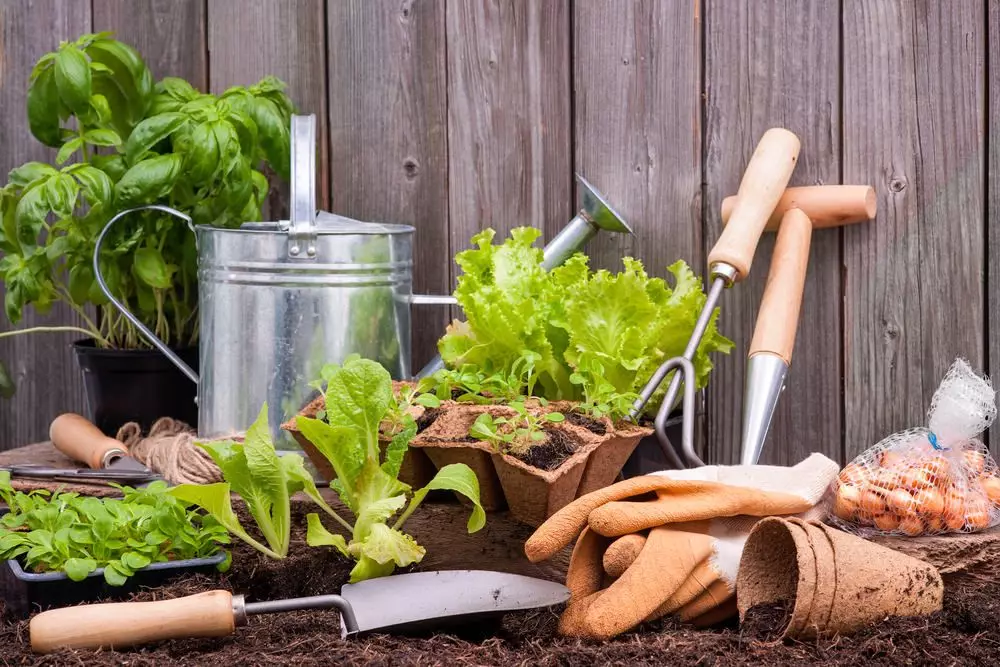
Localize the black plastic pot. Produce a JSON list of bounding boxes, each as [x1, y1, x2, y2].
[[0, 551, 226, 618], [73, 339, 199, 436]]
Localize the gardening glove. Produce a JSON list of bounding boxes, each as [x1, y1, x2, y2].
[[526, 453, 839, 639]]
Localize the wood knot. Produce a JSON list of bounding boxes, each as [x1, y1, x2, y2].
[[889, 178, 907, 193], [403, 158, 420, 179]]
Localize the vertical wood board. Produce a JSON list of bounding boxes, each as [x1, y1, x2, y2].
[[704, 0, 842, 465], [446, 0, 573, 256], [326, 0, 449, 371], [842, 0, 985, 459], [0, 1, 92, 450], [93, 0, 207, 87], [208, 0, 329, 214]]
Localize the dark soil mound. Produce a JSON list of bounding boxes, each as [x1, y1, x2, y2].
[[4, 498, 1000, 666], [511, 429, 576, 471], [565, 412, 607, 435]]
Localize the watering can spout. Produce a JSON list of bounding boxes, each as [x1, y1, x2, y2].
[[416, 174, 631, 379]]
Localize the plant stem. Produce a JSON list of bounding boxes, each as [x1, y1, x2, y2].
[[320, 504, 356, 534], [0, 325, 108, 346]]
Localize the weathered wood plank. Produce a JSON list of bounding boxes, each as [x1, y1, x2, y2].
[[446, 0, 573, 257], [988, 0, 1000, 458], [573, 0, 706, 461], [704, 0, 842, 466], [326, 0, 449, 372], [842, 0, 985, 460], [207, 0, 329, 216], [573, 0, 702, 274], [92, 0, 206, 86], [0, 1, 92, 451]]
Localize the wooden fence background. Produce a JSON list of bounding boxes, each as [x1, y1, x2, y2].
[[0, 0, 993, 466]]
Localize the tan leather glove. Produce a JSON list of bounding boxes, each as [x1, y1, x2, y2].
[[526, 454, 840, 639]]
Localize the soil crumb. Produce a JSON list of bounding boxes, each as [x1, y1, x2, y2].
[[414, 407, 441, 433], [742, 602, 789, 641], [565, 412, 607, 435], [511, 429, 576, 471]]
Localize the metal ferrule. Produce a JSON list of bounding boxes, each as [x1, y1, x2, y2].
[[740, 352, 789, 465], [709, 262, 739, 287], [232, 594, 248, 626]]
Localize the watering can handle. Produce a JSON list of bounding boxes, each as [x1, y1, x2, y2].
[[93, 205, 199, 384], [287, 114, 318, 259]]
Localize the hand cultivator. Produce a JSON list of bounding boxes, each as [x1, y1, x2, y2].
[[630, 130, 876, 468]]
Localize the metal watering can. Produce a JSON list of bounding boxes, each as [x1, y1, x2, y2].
[[95, 114, 632, 442]]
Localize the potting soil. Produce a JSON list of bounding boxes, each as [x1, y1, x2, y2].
[[510, 429, 577, 471], [3, 499, 999, 666]]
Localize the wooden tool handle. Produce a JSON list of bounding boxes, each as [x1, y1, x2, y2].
[[720, 185, 876, 231], [708, 128, 801, 281], [30, 590, 236, 654], [49, 413, 128, 469], [748, 208, 813, 363]]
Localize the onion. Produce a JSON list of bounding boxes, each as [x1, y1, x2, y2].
[[873, 513, 900, 531], [898, 515, 925, 536], [834, 484, 859, 520], [963, 450, 987, 476], [886, 488, 914, 515], [913, 488, 945, 517], [859, 485, 887, 515], [980, 476, 1000, 505]]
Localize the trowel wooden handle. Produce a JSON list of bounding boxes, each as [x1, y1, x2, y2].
[[708, 128, 800, 282], [30, 590, 236, 654], [748, 208, 813, 364], [721, 185, 876, 231], [50, 413, 127, 469]]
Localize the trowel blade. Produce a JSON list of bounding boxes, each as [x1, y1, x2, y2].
[[339, 570, 569, 637]]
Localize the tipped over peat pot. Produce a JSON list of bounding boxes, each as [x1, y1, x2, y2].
[[73, 340, 199, 436]]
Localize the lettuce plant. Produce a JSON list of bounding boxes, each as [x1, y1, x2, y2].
[[169, 404, 324, 559], [439, 227, 734, 417], [296, 356, 485, 583]]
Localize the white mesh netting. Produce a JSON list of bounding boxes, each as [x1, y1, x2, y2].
[[829, 358, 1000, 537]]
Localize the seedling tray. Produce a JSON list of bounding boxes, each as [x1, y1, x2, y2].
[[0, 509, 226, 618]]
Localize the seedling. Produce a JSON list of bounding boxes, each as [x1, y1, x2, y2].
[[570, 362, 640, 422], [0, 473, 229, 586], [469, 400, 565, 456]]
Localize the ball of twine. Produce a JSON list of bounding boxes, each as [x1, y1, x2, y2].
[[115, 418, 223, 485]]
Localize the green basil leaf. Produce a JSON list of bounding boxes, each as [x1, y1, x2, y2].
[[223, 157, 253, 214], [43, 174, 78, 218], [91, 153, 128, 182], [85, 40, 152, 125], [68, 264, 93, 305], [55, 137, 85, 165], [25, 68, 62, 148], [8, 163, 57, 188], [54, 46, 92, 115], [0, 360, 15, 398], [186, 121, 220, 183], [227, 109, 258, 157], [67, 164, 114, 206], [14, 185, 49, 246], [88, 61, 113, 75], [114, 153, 182, 206], [249, 97, 290, 180], [125, 112, 186, 165], [133, 247, 172, 289], [213, 120, 241, 178], [83, 128, 122, 148], [88, 93, 112, 124]]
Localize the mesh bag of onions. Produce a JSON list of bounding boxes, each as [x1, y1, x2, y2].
[[830, 358, 1000, 536]]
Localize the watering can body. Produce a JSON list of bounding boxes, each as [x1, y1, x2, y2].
[[94, 115, 418, 442]]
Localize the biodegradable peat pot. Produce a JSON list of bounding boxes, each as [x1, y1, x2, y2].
[[73, 340, 198, 436], [737, 517, 944, 639], [280, 386, 438, 489], [409, 404, 509, 511], [491, 423, 606, 527]]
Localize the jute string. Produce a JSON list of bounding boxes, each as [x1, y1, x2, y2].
[[115, 417, 223, 485]]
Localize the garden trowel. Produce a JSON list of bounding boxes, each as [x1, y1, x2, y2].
[[2, 413, 162, 486], [29, 570, 571, 653]]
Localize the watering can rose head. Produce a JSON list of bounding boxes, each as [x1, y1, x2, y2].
[[437, 227, 734, 419], [0, 32, 295, 393]]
